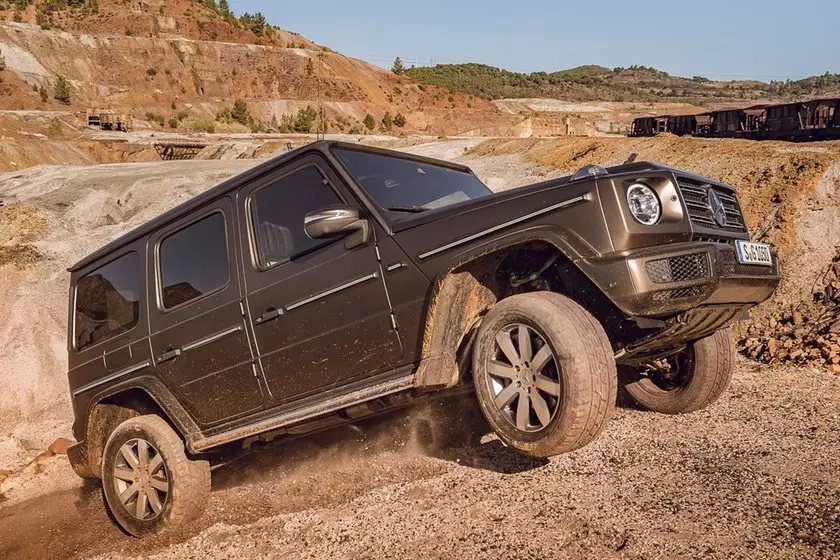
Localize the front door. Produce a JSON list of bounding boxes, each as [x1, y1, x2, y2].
[[148, 198, 263, 426], [238, 155, 402, 404]]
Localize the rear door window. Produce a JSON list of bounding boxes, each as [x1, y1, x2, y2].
[[159, 212, 229, 309], [74, 252, 141, 351]]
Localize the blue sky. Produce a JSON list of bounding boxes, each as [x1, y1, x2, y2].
[[227, 0, 839, 81]]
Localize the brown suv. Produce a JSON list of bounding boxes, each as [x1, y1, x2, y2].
[[66, 141, 779, 535]]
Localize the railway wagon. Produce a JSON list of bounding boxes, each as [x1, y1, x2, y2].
[[629, 96, 840, 141], [629, 115, 668, 137], [666, 114, 697, 136]]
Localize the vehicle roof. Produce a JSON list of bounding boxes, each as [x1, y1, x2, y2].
[[69, 141, 473, 273]]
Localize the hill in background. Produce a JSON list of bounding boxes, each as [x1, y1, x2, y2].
[[406, 63, 840, 106]]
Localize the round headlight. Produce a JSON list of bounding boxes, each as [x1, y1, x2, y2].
[[626, 183, 661, 225]]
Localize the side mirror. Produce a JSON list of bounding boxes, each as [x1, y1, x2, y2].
[[304, 205, 371, 249]]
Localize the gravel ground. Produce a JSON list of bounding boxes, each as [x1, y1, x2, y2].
[[1, 359, 838, 560]]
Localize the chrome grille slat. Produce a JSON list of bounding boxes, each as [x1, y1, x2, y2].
[[676, 177, 747, 233]]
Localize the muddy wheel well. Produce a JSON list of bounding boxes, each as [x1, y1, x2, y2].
[[79, 389, 177, 478], [415, 241, 638, 390]]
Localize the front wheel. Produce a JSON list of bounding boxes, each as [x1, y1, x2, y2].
[[623, 328, 734, 414], [101, 415, 210, 537], [472, 292, 617, 458]]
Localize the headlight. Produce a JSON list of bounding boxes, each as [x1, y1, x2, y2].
[[626, 183, 661, 225]]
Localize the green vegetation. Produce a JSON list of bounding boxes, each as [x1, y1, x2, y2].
[[381, 111, 393, 131], [53, 75, 70, 104], [404, 62, 840, 104], [363, 113, 375, 131], [393, 113, 407, 128], [392, 57, 405, 75], [238, 12, 268, 36], [145, 112, 165, 127], [190, 119, 216, 133], [0, 47, 5, 72], [146, 67, 158, 77], [278, 105, 318, 133], [39, 85, 48, 102], [768, 72, 840, 100]]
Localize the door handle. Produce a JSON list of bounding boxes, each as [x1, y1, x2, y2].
[[157, 348, 182, 364], [255, 308, 283, 325]]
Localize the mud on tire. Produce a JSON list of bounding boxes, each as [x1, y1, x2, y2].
[[472, 292, 617, 458], [624, 328, 735, 415], [101, 415, 210, 537]]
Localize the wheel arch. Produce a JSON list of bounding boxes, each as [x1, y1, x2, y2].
[[413, 233, 622, 390], [72, 375, 200, 478]]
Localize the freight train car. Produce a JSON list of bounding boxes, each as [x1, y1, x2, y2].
[[629, 97, 840, 141]]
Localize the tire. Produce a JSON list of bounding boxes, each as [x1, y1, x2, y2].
[[101, 415, 210, 537], [472, 292, 617, 458], [624, 328, 734, 414]]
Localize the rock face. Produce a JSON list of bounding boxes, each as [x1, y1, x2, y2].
[[740, 250, 840, 373], [0, 8, 511, 135]]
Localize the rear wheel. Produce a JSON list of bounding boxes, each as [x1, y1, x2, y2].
[[624, 328, 734, 414], [101, 415, 210, 537], [472, 292, 617, 458]]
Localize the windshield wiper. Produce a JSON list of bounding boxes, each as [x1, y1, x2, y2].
[[386, 205, 432, 214]]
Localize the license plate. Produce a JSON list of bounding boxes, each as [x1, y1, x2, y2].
[[735, 241, 773, 266]]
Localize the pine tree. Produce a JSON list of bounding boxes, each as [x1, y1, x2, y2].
[[391, 57, 405, 75], [381, 111, 393, 131], [231, 99, 250, 126], [394, 113, 407, 128], [219, 0, 233, 20], [53, 75, 71, 105], [363, 113, 376, 131]]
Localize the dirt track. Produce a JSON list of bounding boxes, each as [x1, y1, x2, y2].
[[1, 360, 838, 559]]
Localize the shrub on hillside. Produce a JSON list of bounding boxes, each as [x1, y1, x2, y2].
[[190, 119, 216, 133], [144, 112, 165, 127], [394, 113, 407, 128], [363, 113, 375, 131], [53, 75, 71, 104]]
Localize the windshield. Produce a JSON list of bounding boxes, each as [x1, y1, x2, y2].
[[334, 148, 492, 214]]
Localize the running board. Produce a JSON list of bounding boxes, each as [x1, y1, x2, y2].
[[187, 369, 415, 453]]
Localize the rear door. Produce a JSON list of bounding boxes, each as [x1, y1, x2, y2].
[[238, 155, 402, 405], [69, 247, 153, 400], [148, 198, 263, 426]]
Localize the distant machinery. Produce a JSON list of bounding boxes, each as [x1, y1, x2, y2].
[[85, 109, 133, 132]]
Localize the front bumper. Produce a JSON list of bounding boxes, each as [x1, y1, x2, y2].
[[581, 241, 780, 318]]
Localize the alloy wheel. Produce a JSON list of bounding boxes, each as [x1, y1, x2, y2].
[[112, 438, 170, 520], [486, 323, 562, 432]]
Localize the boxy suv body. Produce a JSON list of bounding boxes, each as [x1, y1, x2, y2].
[[66, 141, 779, 535]]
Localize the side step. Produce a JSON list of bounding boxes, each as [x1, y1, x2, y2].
[[187, 368, 415, 453]]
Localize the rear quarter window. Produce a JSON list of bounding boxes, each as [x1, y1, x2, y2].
[[74, 252, 141, 351]]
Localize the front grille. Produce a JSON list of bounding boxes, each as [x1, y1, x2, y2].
[[677, 177, 747, 232], [646, 253, 710, 284], [718, 247, 779, 276]]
